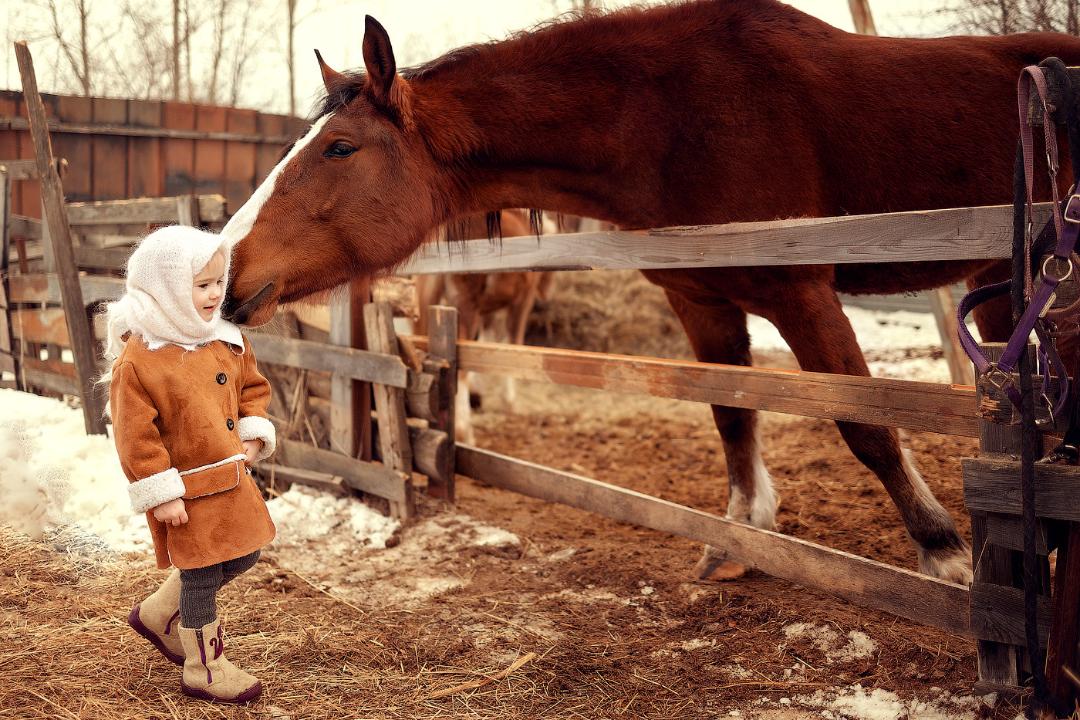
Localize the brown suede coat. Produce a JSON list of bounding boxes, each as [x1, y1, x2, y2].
[[111, 335, 276, 569]]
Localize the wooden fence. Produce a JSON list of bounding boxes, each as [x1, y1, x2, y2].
[[0, 89, 305, 216], [398, 200, 1077, 697], [0, 160, 455, 520]]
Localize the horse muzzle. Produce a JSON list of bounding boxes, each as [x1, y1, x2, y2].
[[222, 282, 276, 326]]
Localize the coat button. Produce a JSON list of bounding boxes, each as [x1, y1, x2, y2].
[[226, 418, 235, 431], [216, 372, 227, 384]]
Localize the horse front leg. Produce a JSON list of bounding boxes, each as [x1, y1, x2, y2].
[[664, 290, 778, 580], [764, 283, 973, 584]]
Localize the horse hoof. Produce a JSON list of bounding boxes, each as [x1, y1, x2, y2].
[[700, 560, 748, 582], [918, 545, 973, 585], [693, 547, 748, 581]]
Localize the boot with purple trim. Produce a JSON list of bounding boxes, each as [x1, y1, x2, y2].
[[127, 569, 184, 665], [178, 620, 262, 704]]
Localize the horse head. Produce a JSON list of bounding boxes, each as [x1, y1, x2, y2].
[[223, 17, 441, 325]]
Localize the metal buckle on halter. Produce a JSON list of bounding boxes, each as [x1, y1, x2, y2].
[[1065, 193, 1080, 223], [981, 364, 1015, 393], [1041, 254, 1074, 283]]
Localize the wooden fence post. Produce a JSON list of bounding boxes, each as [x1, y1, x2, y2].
[[427, 305, 458, 501], [0, 166, 18, 390], [968, 342, 1047, 691], [176, 194, 200, 226], [329, 279, 372, 460], [929, 287, 975, 386], [14, 41, 106, 434], [364, 301, 414, 520]]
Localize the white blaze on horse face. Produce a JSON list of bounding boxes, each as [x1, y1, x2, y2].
[[221, 112, 335, 248]]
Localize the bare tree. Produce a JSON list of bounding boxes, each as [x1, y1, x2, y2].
[[941, 0, 1080, 34], [284, 0, 320, 117], [40, 0, 93, 95]]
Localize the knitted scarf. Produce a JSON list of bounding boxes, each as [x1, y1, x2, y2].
[[103, 225, 243, 363]]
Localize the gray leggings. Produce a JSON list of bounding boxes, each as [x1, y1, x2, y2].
[[179, 550, 260, 629]]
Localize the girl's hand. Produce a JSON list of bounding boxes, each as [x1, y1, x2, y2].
[[242, 439, 264, 466], [152, 498, 188, 526]]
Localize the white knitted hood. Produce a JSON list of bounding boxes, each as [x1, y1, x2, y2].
[[104, 225, 243, 359]]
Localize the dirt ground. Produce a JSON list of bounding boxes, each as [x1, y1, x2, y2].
[[2, 376, 1021, 720], [0, 271, 1032, 719]]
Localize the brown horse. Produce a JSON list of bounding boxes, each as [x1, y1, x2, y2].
[[222, 0, 1080, 584]]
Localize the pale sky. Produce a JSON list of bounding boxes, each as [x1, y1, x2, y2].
[[2, 1, 956, 116]]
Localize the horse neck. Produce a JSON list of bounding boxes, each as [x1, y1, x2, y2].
[[411, 1, 818, 227]]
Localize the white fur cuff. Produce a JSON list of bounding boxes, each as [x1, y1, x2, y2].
[[238, 415, 276, 462], [128, 467, 185, 514]]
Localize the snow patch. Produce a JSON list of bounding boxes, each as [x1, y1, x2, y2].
[[0, 390, 149, 554], [783, 623, 877, 663], [795, 684, 985, 720], [267, 484, 399, 550]]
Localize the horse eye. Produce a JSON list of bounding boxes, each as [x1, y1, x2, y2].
[[324, 142, 357, 159]]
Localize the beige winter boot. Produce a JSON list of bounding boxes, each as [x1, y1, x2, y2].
[[178, 620, 262, 704], [127, 569, 184, 665]]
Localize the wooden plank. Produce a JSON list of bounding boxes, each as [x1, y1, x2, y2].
[[11, 308, 69, 346], [22, 355, 76, 379], [23, 366, 79, 396], [176, 195, 200, 226], [13, 42, 105, 433], [399, 204, 1051, 275], [65, 194, 227, 225], [963, 458, 1080, 522], [1, 115, 294, 144], [91, 98, 128, 200], [0, 351, 14, 374], [8, 273, 124, 305], [275, 439, 407, 504], [408, 339, 979, 438], [255, 113, 288, 183], [970, 581, 1052, 648], [53, 95, 92, 202], [984, 512, 1050, 554], [224, 108, 257, 212], [0, 159, 40, 181], [457, 444, 972, 636], [928, 287, 975, 386], [0, 306, 9, 353], [73, 245, 130, 270], [329, 281, 374, 461], [968, 343, 1047, 690], [971, 513, 1022, 688], [246, 332, 407, 387], [426, 305, 458, 501], [364, 302, 414, 520], [127, 99, 163, 198], [194, 105, 226, 197], [9, 215, 40, 239], [161, 102, 196, 196], [1046, 524, 1080, 709], [409, 425, 452, 487], [264, 463, 350, 497]]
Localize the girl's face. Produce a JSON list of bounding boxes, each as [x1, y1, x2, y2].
[[192, 251, 227, 322]]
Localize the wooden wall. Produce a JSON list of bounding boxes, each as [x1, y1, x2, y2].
[[0, 90, 306, 218]]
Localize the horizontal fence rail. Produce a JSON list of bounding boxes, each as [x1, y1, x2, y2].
[[410, 338, 980, 437], [399, 203, 1052, 275], [457, 444, 973, 638]]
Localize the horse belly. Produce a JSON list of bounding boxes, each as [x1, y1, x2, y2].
[[834, 260, 1000, 296]]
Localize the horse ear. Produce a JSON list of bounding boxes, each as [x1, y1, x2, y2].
[[314, 49, 346, 93], [363, 15, 397, 105]]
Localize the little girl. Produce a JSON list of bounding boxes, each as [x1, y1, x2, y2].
[[103, 225, 276, 704]]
